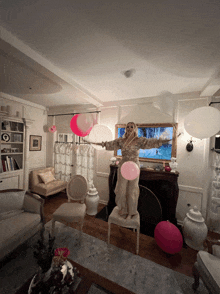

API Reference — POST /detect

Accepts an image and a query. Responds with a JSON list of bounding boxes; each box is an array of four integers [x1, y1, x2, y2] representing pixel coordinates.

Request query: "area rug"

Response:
[[0, 221, 208, 294]]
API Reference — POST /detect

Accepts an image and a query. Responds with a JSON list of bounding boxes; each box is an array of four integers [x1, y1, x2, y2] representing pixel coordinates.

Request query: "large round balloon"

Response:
[[184, 107, 220, 139], [154, 221, 183, 254], [121, 161, 140, 180], [87, 124, 113, 150], [77, 113, 93, 133], [70, 114, 92, 137]]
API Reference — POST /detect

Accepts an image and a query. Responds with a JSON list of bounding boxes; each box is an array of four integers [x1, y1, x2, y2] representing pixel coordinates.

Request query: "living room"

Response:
[[1, 1, 220, 293]]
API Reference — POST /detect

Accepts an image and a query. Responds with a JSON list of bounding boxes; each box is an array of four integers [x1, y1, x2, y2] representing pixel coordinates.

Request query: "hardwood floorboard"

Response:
[[43, 192, 219, 278]]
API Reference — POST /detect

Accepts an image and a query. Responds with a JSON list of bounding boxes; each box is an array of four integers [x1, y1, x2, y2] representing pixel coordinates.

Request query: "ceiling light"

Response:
[[123, 69, 136, 78]]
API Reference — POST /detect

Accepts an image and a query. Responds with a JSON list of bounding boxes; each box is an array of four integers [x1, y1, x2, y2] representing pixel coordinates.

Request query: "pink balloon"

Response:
[[154, 221, 183, 254], [49, 125, 57, 133], [77, 113, 93, 132], [70, 114, 92, 137], [121, 161, 140, 180]]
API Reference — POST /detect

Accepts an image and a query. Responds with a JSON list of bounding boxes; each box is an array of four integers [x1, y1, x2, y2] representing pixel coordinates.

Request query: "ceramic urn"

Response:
[[183, 206, 208, 250], [85, 184, 100, 215]]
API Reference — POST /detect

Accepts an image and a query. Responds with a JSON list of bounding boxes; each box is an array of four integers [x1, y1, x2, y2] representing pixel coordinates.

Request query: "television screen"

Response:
[[115, 123, 177, 162]]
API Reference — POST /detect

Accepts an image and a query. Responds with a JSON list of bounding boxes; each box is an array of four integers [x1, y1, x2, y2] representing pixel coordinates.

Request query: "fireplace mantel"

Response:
[[108, 165, 179, 227]]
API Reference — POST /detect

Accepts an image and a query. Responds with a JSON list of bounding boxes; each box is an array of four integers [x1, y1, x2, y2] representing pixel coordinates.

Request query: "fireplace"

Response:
[[107, 165, 179, 236]]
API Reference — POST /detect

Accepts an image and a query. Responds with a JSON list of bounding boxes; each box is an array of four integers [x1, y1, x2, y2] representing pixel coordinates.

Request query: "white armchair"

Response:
[[192, 244, 220, 293]]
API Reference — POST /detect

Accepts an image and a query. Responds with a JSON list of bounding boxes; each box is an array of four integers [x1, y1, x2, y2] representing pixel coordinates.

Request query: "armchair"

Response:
[[192, 244, 220, 293], [30, 167, 67, 197]]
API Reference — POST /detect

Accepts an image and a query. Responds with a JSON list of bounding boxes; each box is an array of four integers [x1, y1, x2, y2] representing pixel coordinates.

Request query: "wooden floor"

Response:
[[44, 192, 220, 278]]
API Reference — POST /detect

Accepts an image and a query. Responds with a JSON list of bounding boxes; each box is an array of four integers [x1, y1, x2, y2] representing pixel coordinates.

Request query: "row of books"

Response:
[[1, 156, 20, 172]]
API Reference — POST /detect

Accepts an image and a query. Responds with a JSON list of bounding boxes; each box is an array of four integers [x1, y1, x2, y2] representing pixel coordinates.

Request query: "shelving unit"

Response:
[[0, 115, 25, 189]]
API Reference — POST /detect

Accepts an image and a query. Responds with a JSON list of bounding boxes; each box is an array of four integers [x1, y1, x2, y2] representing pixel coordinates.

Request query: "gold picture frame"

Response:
[[30, 135, 42, 151], [115, 123, 178, 163]]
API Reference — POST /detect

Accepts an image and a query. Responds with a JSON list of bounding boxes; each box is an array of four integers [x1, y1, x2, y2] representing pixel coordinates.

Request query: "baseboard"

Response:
[[99, 199, 108, 205]]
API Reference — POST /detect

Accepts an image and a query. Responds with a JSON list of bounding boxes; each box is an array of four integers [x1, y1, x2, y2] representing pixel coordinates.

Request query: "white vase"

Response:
[[85, 184, 99, 215], [183, 206, 208, 250]]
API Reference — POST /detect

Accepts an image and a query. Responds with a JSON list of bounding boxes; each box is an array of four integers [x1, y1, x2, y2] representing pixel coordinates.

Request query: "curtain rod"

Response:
[[54, 141, 90, 144], [48, 110, 101, 117], [209, 102, 220, 106]]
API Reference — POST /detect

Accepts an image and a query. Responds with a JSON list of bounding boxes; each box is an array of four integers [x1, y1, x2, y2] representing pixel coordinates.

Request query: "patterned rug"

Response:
[[0, 221, 208, 294]]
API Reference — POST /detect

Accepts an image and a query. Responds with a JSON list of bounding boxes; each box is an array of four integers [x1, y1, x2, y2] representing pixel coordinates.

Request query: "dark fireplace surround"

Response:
[[107, 165, 179, 236]]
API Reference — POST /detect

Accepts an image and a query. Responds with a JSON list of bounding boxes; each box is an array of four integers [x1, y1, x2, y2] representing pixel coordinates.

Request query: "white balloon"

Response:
[[184, 107, 220, 139], [87, 124, 113, 150], [77, 113, 93, 132]]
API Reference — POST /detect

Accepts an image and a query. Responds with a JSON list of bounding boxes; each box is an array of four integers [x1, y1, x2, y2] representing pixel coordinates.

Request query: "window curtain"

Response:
[[54, 142, 95, 187], [54, 142, 74, 182], [73, 144, 95, 188]]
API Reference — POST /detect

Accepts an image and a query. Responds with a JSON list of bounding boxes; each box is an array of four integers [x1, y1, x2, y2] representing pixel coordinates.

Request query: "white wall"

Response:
[[175, 97, 211, 223]]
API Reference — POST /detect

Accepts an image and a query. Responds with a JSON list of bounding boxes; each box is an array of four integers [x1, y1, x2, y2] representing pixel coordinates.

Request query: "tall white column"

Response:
[[23, 118, 34, 190]]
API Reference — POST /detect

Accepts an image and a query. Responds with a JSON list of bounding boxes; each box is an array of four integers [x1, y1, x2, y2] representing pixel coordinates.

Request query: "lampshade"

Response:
[[184, 106, 220, 139], [87, 124, 113, 150]]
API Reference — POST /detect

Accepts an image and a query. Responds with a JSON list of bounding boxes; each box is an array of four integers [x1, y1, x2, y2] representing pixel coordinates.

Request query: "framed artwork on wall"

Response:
[[115, 123, 178, 163], [30, 135, 42, 151]]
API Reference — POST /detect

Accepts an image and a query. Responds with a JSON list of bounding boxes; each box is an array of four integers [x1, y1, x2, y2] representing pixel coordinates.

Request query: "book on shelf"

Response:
[[13, 158, 20, 170], [2, 160, 6, 172], [6, 156, 11, 171], [1, 156, 21, 172]]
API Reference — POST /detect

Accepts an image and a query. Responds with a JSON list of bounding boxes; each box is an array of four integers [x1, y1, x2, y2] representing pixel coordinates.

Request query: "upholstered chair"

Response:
[[192, 244, 220, 293], [108, 206, 140, 254], [51, 175, 88, 237]]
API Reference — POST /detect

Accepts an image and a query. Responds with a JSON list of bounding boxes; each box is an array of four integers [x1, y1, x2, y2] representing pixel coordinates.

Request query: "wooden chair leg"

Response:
[[136, 227, 140, 255], [108, 222, 111, 244], [192, 263, 200, 291]]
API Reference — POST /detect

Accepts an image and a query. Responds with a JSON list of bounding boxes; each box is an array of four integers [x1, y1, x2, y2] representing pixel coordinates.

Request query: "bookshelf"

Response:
[[0, 115, 25, 189]]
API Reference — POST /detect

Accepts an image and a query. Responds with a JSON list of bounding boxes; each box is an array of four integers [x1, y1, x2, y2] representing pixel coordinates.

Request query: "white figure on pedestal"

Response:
[[169, 157, 178, 173]]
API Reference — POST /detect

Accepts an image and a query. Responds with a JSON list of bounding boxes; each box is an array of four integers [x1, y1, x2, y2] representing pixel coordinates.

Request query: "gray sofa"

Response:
[[0, 189, 44, 261]]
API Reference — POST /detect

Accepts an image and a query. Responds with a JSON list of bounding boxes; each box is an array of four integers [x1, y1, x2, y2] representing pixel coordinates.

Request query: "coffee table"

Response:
[[15, 258, 134, 294]]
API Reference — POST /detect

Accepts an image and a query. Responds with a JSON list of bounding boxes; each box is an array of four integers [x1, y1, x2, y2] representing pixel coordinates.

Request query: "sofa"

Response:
[[0, 189, 45, 261], [30, 167, 67, 197]]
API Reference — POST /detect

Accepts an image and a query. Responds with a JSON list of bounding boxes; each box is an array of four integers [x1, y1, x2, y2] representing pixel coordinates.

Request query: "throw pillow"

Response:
[[38, 171, 56, 184], [0, 190, 26, 213]]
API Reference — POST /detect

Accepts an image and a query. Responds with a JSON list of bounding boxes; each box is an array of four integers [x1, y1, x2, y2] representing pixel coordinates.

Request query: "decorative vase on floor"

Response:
[[86, 184, 99, 215], [183, 206, 208, 250]]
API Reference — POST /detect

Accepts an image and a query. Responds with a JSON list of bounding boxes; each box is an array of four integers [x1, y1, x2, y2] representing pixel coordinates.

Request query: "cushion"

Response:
[[0, 190, 26, 213], [0, 212, 41, 260], [108, 206, 140, 229], [38, 171, 56, 184], [53, 203, 86, 223], [33, 180, 66, 196], [0, 209, 24, 221]]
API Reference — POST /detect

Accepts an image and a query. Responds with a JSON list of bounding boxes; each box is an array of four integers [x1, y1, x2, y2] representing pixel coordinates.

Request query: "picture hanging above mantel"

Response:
[[29, 135, 42, 151], [115, 123, 177, 163]]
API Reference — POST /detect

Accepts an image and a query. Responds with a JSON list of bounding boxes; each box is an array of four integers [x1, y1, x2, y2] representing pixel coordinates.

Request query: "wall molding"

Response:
[[99, 199, 108, 205], [96, 171, 109, 178], [179, 184, 203, 194]]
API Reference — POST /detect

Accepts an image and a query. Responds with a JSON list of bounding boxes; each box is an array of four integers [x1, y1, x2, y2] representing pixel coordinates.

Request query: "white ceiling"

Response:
[[1, 0, 220, 108]]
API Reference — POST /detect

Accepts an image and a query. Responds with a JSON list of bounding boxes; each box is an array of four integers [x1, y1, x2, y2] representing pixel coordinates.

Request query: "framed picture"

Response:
[[30, 135, 42, 151], [115, 123, 178, 163]]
